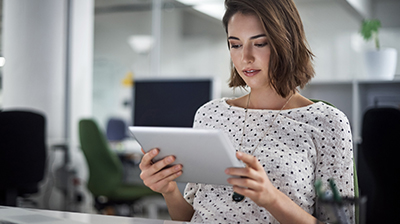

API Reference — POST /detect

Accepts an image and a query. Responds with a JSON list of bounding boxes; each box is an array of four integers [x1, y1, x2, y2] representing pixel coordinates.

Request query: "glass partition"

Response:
[[93, 0, 231, 128]]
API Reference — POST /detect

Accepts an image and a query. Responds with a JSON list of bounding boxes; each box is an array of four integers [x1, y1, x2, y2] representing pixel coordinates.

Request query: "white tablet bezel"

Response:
[[129, 126, 244, 185]]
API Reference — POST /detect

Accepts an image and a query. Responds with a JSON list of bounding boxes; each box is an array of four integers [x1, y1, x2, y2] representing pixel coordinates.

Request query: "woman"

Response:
[[139, 0, 355, 223]]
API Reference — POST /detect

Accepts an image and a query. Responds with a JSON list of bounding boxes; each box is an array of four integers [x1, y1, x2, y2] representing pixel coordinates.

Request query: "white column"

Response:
[[3, 0, 94, 145], [151, 0, 162, 76], [2, 0, 67, 142], [2, 0, 93, 210], [68, 0, 94, 159], [2, 0, 93, 147]]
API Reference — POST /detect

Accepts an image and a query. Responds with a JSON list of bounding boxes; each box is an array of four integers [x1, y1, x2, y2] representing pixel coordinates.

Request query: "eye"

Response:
[[255, 43, 268, 47], [230, 44, 241, 49]]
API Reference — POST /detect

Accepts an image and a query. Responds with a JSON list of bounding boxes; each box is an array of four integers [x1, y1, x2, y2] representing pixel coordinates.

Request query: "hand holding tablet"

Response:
[[129, 126, 244, 185]]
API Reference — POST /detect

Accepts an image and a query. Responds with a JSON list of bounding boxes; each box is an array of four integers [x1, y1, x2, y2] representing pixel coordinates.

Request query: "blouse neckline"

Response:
[[221, 97, 324, 113]]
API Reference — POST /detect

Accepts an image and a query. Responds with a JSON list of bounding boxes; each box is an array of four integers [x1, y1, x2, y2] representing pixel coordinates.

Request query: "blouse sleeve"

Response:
[[313, 106, 355, 223], [184, 183, 200, 206], [192, 100, 212, 129]]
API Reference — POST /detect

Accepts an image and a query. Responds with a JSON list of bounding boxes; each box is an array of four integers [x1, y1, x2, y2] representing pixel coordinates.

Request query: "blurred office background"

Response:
[[0, 0, 399, 220]]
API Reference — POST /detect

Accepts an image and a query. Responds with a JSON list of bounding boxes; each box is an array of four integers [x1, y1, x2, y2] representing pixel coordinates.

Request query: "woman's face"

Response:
[[227, 13, 271, 90]]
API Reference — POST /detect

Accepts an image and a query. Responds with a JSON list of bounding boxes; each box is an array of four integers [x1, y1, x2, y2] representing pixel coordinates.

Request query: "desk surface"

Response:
[[110, 139, 143, 154], [0, 206, 191, 224]]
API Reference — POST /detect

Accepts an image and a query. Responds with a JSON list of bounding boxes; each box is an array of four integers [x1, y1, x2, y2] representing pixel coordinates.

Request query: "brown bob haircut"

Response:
[[223, 0, 315, 98]]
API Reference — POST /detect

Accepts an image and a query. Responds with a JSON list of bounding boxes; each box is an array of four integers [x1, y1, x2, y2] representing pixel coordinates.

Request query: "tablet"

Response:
[[129, 126, 244, 186]]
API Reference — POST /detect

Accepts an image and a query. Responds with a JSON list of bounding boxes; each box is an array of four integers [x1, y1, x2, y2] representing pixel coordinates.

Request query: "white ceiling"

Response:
[[93, 0, 362, 21]]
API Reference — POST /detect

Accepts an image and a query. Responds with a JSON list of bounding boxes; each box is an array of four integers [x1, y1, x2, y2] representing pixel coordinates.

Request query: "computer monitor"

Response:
[[132, 77, 220, 127]]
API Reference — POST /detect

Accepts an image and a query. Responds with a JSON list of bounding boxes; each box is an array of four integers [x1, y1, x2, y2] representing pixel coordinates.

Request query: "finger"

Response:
[[227, 176, 262, 191], [225, 166, 257, 179], [150, 171, 183, 192], [141, 148, 146, 154], [153, 164, 183, 183], [143, 164, 182, 186], [139, 148, 159, 170], [236, 152, 263, 170], [141, 155, 176, 180], [150, 155, 177, 174], [231, 185, 258, 198]]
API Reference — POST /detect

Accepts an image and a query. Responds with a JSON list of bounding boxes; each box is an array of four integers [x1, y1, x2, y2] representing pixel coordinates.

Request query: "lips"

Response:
[[242, 69, 260, 77]]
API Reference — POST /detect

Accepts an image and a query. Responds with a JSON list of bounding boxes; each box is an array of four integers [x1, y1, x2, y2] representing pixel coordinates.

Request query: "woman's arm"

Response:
[[313, 110, 355, 222], [162, 183, 194, 221], [226, 152, 321, 224], [262, 187, 323, 224], [139, 148, 194, 221]]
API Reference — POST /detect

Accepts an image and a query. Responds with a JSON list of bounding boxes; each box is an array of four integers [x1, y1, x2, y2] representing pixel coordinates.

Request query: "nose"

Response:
[[242, 44, 254, 64]]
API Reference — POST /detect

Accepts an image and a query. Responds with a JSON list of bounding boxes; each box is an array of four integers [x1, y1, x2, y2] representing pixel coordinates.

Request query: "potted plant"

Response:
[[360, 19, 397, 80]]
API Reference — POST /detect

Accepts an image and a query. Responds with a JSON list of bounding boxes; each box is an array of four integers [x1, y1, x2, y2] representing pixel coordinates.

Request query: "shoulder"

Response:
[[195, 98, 230, 114], [312, 102, 350, 126], [297, 102, 352, 140], [289, 102, 351, 132], [193, 98, 227, 127], [193, 98, 240, 128], [298, 102, 348, 121]]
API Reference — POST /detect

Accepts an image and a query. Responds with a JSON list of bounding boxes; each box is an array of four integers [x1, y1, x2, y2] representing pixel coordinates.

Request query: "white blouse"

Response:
[[184, 98, 355, 224]]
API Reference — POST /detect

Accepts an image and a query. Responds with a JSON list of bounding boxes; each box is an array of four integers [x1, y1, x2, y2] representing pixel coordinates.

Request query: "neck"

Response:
[[247, 89, 296, 110]]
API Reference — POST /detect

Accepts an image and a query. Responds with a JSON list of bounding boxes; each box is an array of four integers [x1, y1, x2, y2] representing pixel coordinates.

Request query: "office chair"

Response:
[[79, 119, 160, 216], [359, 107, 400, 224], [106, 117, 128, 142], [0, 110, 46, 207]]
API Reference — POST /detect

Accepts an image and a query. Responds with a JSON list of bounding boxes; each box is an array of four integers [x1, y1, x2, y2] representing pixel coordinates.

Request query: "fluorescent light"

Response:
[[176, 0, 225, 20], [0, 57, 5, 67], [127, 35, 154, 54], [194, 3, 225, 20], [176, 0, 204, 4]]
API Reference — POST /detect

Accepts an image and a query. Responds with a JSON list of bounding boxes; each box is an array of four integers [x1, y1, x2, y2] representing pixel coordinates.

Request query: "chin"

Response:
[[244, 81, 269, 90]]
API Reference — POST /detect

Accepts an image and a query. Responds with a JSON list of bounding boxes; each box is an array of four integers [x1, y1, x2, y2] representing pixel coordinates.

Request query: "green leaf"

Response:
[[360, 19, 381, 41]]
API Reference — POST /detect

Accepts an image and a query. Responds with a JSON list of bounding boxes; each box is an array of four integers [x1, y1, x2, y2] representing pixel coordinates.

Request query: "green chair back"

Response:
[[79, 119, 124, 197]]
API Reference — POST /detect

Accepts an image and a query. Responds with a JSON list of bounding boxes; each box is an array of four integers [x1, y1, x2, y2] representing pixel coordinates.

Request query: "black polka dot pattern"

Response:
[[184, 98, 355, 224]]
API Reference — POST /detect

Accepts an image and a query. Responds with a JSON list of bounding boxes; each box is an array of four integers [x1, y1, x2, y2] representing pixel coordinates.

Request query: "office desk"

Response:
[[109, 139, 142, 154], [0, 206, 191, 224]]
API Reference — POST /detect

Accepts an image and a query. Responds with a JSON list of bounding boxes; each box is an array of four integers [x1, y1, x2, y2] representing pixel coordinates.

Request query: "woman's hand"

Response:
[[225, 151, 279, 208], [226, 152, 319, 224], [140, 149, 194, 221], [139, 148, 183, 195]]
